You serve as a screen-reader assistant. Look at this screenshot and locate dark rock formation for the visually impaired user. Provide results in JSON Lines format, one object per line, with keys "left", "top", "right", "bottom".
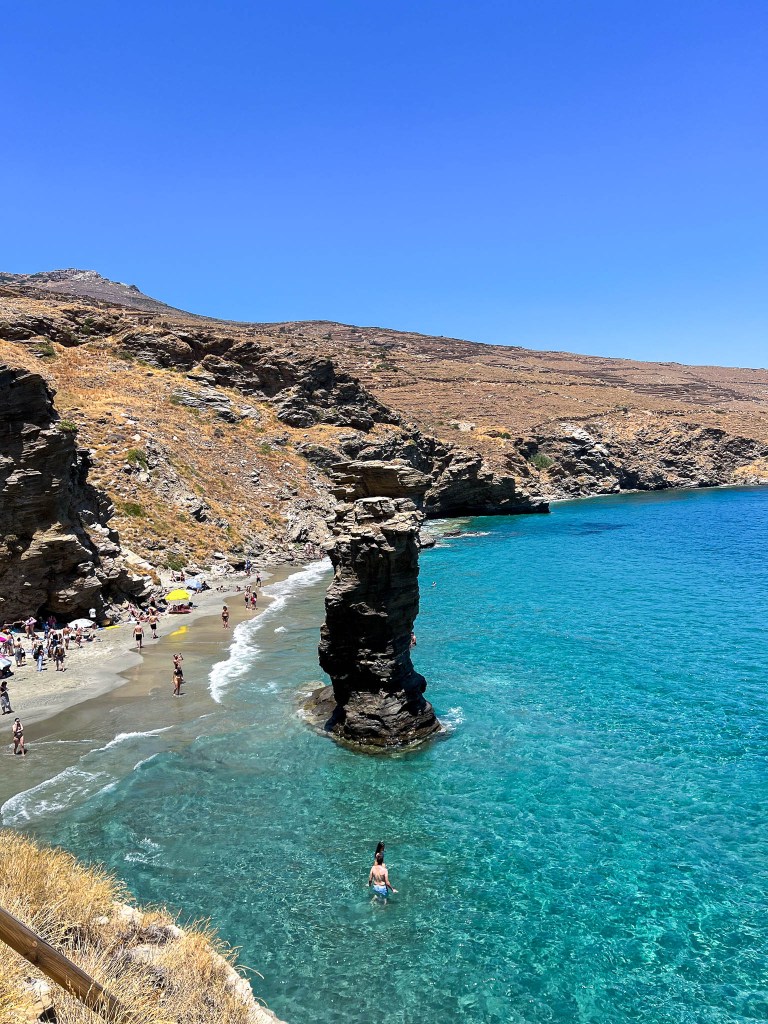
{"left": 333, "top": 429, "right": 549, "bottom": 517}
{"left": 114, "top": 325, "right": 400, "bottom": 432}
{"left": 522, "top": 417, "right": 768, "bottom": 499}
{"left": 0, "top": 364, "right": 150, "bottom": 622}
{"left": 308, "top": 463, "right": 440, "bottom": 748}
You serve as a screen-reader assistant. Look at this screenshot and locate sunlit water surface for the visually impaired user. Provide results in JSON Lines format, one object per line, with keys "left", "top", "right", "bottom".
{"left": 8, "top": 487, "right": 768, "bottom": 1024}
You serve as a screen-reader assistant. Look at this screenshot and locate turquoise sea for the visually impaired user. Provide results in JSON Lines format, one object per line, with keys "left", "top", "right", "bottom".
{"left": 4, "top": 486, "right": 768, "bottom": 1024}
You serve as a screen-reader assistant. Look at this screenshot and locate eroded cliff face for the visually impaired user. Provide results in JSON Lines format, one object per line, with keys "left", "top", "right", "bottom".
{"left": 309, "top": 462, "right": 439, "bottom": 748}
{"left": 520, "top": 415, "right": 768, "bottom": 499}
{"left": 1, "top": 280, "right": 767, "bottom": 588}
{"left": 0, "top": 365, "right": 149, "bottom": 621}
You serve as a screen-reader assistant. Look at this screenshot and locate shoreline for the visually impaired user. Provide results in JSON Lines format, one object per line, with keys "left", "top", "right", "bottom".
{"left": 6, "top": 564, "right": 310, "bottom": 731}
{"left": 11, "top": 481, "right": 765, "bottom": 731}
{"left": 0, "top": 559, "right": 331, "bottom": 817}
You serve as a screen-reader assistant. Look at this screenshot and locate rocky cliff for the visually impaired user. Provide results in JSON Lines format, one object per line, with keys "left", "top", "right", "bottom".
{"left": 308, "top": 462, "right": 439, "bottom": 748}
{"left": 519, "top": 415, "right": 768, "bottom": 498}
{"left": 0, "top": 364, "right": 149, "bottom": 622}
{"left": 1, "top": 273, "right": 767, "bottom": 621}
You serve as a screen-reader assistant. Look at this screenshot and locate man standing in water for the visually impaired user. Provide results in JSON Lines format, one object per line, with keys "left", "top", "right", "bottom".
{"left": 368, "top": 851, "right": 397, "bottom": 899}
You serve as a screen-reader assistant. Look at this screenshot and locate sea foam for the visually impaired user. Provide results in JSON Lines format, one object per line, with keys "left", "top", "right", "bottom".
{"left": 95, "top": 727, "right": 172, "bottom": 752}
{"left": 208, "top": 559, "right": 330, "bottom": 703}
{"left": 1, "top": 767, "right": 110, "bottom": 826}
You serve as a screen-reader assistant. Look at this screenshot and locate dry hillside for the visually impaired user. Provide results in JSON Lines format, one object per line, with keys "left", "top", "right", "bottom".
{"left": 1, "top": 270, "right": 767, "bottom": 581}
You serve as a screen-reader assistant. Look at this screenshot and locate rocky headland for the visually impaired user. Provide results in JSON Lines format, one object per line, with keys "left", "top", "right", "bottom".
{"left": 306, "top": 461, "right": 438, "bottom": 747}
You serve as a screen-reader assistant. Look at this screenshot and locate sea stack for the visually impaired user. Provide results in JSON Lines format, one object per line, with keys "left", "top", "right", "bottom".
{"left": 310, "top": 460, "right": 440, "bottom": 748}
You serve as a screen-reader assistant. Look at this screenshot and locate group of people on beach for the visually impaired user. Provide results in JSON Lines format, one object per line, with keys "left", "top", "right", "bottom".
{"left": 2, "top": 607, "right": 106, "bottom": 756}
{"left": 6, "top": 565, "right": 266, "bottom": 755}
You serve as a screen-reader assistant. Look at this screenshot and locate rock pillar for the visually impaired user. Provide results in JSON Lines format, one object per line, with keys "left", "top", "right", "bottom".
{"left": 309, "top": 461, "right": 440, "bottom": 748}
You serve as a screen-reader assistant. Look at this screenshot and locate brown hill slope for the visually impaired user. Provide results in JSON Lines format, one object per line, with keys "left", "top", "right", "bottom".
{"left": 0, "top": 269, "right": 184, "bottom": 314}
{"left": 1, "top": 273, "right": 766, "bottom": 586}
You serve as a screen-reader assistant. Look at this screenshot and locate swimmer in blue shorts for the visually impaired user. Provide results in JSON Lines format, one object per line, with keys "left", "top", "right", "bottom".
{"left": 368, "top": 851, "right": 397, "bottom": 899}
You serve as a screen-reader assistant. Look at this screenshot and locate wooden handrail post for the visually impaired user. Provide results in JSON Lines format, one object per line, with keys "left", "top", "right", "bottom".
{"left": 0, "top": 904, "right": 126, "bottom": 1021}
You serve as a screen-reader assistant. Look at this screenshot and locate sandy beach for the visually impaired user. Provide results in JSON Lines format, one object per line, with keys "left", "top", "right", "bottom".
{"left": 2, "top": 566, "right": 302, "bottom": 730}
{"left": 0, "top": 562, "right": 328, "bottom": 816}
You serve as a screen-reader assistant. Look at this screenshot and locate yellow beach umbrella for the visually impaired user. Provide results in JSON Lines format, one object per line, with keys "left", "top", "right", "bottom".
{"left": 165, "top": 588, "right": 191, "bottom": 601}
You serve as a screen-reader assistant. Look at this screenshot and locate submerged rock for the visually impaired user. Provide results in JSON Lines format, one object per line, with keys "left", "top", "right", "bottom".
{"left": 308, "top": 461, "right": 440, "bottom": 748}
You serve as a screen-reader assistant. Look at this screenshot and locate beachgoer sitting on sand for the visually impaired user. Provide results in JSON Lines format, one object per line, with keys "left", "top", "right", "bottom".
{"left": 0, "top": 680, "right": 12, "bottom": 715}
{"left": 12, "top": 717, "right": 25, "bottom": 756}
{"left": 368, "top": 852, "right": 397, "bottom": 899}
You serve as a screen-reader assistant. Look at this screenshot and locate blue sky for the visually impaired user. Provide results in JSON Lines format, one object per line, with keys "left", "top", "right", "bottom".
{"left": 2, "top": 1, "right": 766, "bottom": 367}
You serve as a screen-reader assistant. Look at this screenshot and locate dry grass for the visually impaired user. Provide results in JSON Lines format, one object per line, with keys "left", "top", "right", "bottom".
{"left": 0, "top": 831, "right": 280, "bottom": 1024}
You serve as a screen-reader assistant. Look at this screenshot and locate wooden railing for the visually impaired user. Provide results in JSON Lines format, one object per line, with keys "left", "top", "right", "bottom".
{"left": 0, "top": 905, "right": 126, "bottom": 1021}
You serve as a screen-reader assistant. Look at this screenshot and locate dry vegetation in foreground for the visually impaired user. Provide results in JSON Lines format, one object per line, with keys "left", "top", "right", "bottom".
{"left": 0, "top": 830, "right": 281, "bottom": 1024}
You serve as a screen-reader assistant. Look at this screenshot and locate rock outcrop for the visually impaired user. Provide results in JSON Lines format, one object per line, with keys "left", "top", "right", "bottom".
{"left": 0, "top": 364, "right": 149, "bottom": 622}
{"left": 521, "top": 416, "right": 768, "bottom": 499}
{"left": 308, "top": 462, "right": 439, "bottom": 748}
{"left": 306, "top": 428, "right": 550, "bottom": 518}
{"left": 117, "top": 329, "right": 400, "bottom": 432}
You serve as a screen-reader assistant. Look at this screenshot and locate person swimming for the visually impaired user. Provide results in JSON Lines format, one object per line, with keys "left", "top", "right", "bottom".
{"left": 368, "top": 851, "right": 397, "bottom": 899}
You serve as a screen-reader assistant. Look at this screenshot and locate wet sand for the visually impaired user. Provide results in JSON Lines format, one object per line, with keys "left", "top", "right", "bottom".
{"left": 0, "top": 565, "right": 307, "bottom": 810}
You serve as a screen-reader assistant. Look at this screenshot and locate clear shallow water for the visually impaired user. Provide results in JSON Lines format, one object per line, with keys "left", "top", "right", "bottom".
{"left": 8, "top": 487, "right": 768, "bottom": 1024}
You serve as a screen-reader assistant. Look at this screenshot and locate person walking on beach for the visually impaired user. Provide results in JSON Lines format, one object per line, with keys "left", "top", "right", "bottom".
{"left": 12, "top": 717, "right": 25, "bottom": 756}
{"left": 172, "top": 663, "right": 184, "bottom": 696}
{"left": 0, "top": 680, "right": 12, "bottom": 715}
{"left": 149, "top": 610, "right": 159, "bottom": 640}
{"left": 34, "top": 642, "right": 45, "bottom": 673}
{"left": 221, "top": 605, "right": 230, "bottom": 629}
{"left": 53, "top": 641, "right": 66, "bottom": 672}
{"left": 14, "top": 638, "right": 25, "bottom": 666}
{"left": 133, "top": 621, "right": 145, "bottom": 651}
{"left": 368, "top": 851, "right": 397, "bottom": 900}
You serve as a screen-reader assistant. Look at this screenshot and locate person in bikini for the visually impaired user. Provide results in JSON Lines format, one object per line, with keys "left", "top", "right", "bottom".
{"left": 221, "top": 605, "right": 230, "bottom": 629}
{"left": 368, "top": 851, "right": 397, "bottom": 899}
{"left": 172, "top": 664, "right": 184, "bottom": 696}
{"left": 12, "top": 717, "right": 25, "bottom": 756}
